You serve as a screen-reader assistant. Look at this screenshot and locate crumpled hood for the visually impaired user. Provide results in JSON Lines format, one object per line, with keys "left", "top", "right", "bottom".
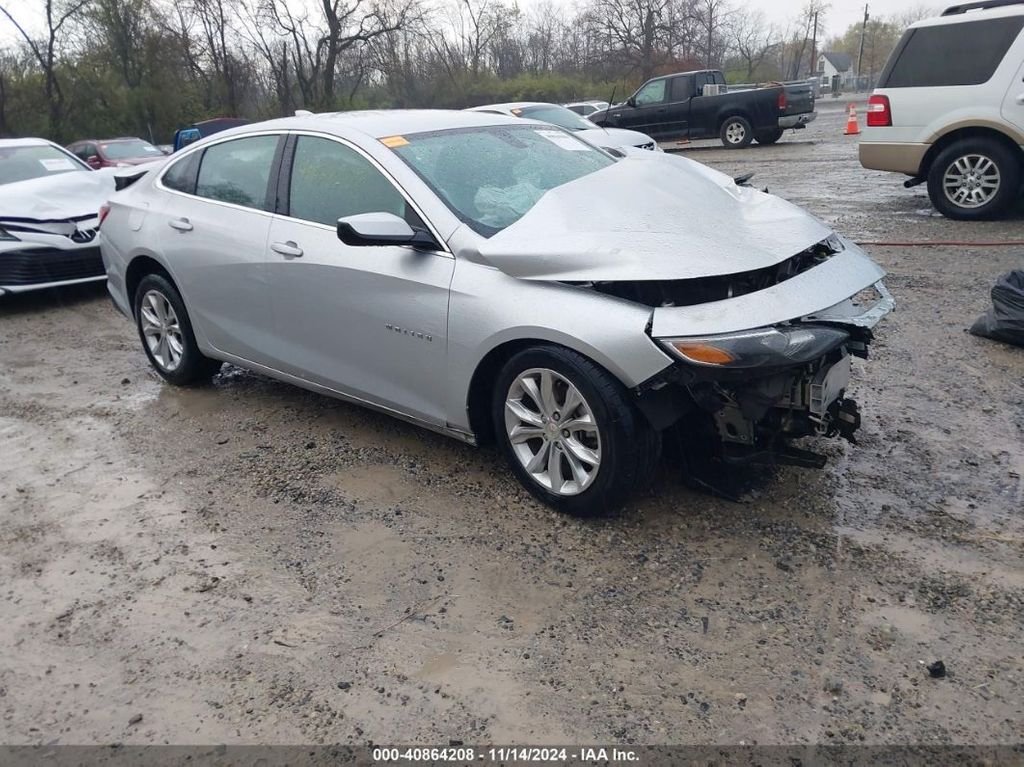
{"left": 0, "top": 168, "right": 116, "bottom": 224}
{"left": 476, "top": 153, "right": 833, "bottom": 281}
{"left": 577, "top": 127, "right": 654, "bottom": 149}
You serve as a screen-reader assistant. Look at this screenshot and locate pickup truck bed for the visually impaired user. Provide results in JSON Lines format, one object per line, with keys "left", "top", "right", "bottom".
{"left": 591, "top": 70, "right": 816, "bottom": 148}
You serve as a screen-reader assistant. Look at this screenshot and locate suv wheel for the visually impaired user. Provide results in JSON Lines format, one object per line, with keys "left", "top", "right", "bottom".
{"left": 134, "top": 273, "right": 221, "bottom": 385}
{"left": 492, "top": 346, "right": 660, "bottom": 516}
{"left": 720, "top": 116, "right": 753, "bottom": 148}
{"left": 927, "top": 138, "right": 1021, "bottom": 220}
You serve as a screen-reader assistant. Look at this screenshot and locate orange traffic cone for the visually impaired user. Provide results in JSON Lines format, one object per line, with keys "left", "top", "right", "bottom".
{"left": 844, "top": 103, "right": 860, "bottom": 136}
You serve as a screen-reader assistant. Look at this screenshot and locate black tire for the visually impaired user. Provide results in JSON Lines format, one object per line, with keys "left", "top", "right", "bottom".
{"left": 720, "top": 115, "right": 754, "bottom": 148}
{"left": 926, "top": 137, "right": 1022, "bottom": 221}
{"left": 755, "top": 128, "right": 784, "bottom": 145}
{"left": 133, "top": 273, "right": 221, "bottom": 385}
{"left": 491, "top": 345, "right": 661, "bottom": 516}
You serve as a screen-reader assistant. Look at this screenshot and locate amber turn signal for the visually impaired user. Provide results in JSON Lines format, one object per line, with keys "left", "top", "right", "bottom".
{"left": 670, "top": 342, "right": 736, "bottom": 365}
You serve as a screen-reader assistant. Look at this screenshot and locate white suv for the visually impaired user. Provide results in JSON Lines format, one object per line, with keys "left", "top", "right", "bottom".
{"left": 859, "top": 0, "right": 1024, "bottom": 219}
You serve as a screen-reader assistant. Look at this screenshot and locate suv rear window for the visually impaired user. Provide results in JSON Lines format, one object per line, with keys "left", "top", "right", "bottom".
{"left": 880, "top": 17, "right": 1024, "bottom": 88}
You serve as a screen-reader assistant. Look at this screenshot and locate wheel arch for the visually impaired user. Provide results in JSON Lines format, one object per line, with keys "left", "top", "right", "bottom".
{"left": 919, "top": 126, "right": 1023, "bottom": 177}
{"left": 717, "top": 110, "right": 753, "bottom": 132}
{"left": 125, "top": 254, "right": 177, "bottom": 318}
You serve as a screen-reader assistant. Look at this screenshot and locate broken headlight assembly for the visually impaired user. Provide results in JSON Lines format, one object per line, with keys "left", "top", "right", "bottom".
{"left": 659, "top": 325, "right": 849, "bottom": 369}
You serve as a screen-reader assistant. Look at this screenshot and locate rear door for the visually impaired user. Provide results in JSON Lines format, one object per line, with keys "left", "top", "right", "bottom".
{"left": 1002, "top": 40, "right": 1024, "bottom": 133}
{"left": 156, "top": 133, "right": 282, "bottom": 363}
{"left": 264, "top": 132, "right": 455, "bottom": 425}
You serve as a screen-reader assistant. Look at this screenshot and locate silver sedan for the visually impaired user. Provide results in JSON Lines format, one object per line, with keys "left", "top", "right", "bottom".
{"left": 100, "top": 110, "right": 891, "bottom": 515}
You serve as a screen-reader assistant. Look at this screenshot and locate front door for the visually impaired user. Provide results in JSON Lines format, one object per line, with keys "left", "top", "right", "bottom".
{"left": 265, "top": 133, "right": 454, "bottom": 426}
{"left": 611, "top": 79, "right": 672, "bottom": 136}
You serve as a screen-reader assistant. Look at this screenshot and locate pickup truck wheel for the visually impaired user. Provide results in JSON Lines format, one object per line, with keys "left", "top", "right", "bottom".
{"left": 755, "top": 128, "right": 784, "bottom": 145}
{"left": 927, "top": 138, "right": 1021, "bottom": 220}
{"left": 492, "top": 345, "right": 660, "bottom": 516}
{"left": 720, "top": 116, "right": 753, "bottom": 148}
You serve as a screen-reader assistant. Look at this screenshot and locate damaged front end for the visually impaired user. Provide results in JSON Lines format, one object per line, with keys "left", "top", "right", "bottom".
{"left": 634, "top": 278, "right": 893, "bottom": 470}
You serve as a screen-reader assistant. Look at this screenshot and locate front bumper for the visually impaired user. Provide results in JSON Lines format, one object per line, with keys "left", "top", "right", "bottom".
{"left": 638, "top": 280, "right": 893, "bottom": 466}
{"left": 0, "top": 244, "right": 106, "bottom": 295}
{"left": 779, "top": 112, "right": 817, "bottom": 129}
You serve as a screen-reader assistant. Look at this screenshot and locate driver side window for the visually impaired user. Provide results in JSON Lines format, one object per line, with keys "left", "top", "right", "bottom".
{"left": 634, "top": 79, "right": 667, "bottom": 106}
{"left": 288, "top": 135, "right": 420, "bottom": 229}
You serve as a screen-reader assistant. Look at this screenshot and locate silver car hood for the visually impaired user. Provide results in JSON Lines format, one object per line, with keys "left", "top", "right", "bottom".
{"left": 576, "top": 126, "right": 653, "bottom": 149}
{"left": 0, "top": 168, "right": 115, "bottom": 226}
{"left": 476, "top": 153, "right": 833, "bottom": 282}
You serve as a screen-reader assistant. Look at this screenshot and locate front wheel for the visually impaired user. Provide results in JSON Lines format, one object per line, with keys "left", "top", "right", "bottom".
{"left": 134, "top": 273, "right": 221, "bottom": 385}
{"left": 492, "top": 345, "right": 660, "bottom": 516}
{"left": 720, "top": 116, "right": 753, "bottom": 148}
{"left": 926, "top": 138, "right": 1021, "bottom": 220}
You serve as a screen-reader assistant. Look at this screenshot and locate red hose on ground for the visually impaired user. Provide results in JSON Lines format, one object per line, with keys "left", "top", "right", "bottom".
{"left": 855, "top": 240, "right": 1024, "bottom": 247}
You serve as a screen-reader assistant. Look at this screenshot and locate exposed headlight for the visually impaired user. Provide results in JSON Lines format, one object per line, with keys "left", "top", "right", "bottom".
{"left": 0, "top": 227, "right": 19, "bottom": 241}
{"left": 659, "top": 325, "right": 850, "bottom": 369}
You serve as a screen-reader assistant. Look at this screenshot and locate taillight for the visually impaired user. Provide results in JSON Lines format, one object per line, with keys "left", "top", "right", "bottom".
{"left": 98, "top": 204, "right": 111, "bottom": 228}
{"left": 777, "top": 90, "right": 787, "bottom": 110}
{"left": 866, "top": 95, "right": 891, "bottom": 127}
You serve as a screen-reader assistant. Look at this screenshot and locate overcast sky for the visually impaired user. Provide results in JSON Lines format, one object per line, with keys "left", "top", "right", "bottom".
{"left": 0, "top": 0, "right": 938, "bottom": 48}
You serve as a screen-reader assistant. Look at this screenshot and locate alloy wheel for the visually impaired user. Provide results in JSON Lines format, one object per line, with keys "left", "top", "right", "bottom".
{"left": 943, "top": 154, "right": 1001, "bottom": 209}
{"left": 140, "top": 289, "right": 184, "bottom": 371}
{"left": 504, "top": 368, "right": 602, "bottom": 496}
{"left": 725, "top": 121, "right": 746, "bottom": 144}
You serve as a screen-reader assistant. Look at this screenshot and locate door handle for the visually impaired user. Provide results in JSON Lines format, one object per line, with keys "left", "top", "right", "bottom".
{"left": 168, "top": 217, "right": 192, "bottom": 232}
{"left": 271, "top": 241, "right": 303, "bottom": 258}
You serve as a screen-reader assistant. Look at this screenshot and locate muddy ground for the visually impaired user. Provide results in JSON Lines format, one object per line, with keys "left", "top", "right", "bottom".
{"left": 1, "top": 104, "right": 1023, "bottom": 747}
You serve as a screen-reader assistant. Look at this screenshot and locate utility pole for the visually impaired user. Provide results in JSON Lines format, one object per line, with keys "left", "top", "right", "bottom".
{"left": 856, "top": 3, "right": 869, "bottom": 87}
{"left": 810, "top": 11, "right": 819, "bottom": 81}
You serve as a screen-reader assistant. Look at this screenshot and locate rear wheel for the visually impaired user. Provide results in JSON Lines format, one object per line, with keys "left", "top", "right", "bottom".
{"left": 720, "top": 116, "right": 753, "bottom": 148}
{"left": 134, "top": 273, "right": 221, "bottom": 385}
{"left": 926, "top": 138, "right": 1021, "bottom": 220}
{"left": 492, "top": 345, "right": 660, "bottom": 516}
{"left": 755, "top": 128, "right": 784, "bottom": 145}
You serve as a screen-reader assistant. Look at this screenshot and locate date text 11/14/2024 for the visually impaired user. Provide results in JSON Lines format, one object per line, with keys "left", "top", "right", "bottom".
{"left": 372, "top": 746, "right": 641, "bottom": 762}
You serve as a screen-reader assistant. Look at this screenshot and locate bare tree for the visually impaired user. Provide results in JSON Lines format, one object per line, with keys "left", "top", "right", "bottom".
{"left": 0, "top": 0, "right": 92, "bottom": 137}
{"left": 731, "top": 9, "right": 777, "bottom": 81}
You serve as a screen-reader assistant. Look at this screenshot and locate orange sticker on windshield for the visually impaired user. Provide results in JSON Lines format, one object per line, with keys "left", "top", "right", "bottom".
{"left": 380, "top": 135, "right": 409, "bottom": 148}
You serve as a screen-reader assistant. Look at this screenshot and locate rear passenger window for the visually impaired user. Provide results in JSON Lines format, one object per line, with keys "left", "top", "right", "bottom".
{"left": 195, "top": 135, "right": 279, "bottom": 210}
{"left": 881, "top": 18, "right": 1024, "bottom": 88}
{"left": 287, "top": 136, "right": 414, "bottom": 227}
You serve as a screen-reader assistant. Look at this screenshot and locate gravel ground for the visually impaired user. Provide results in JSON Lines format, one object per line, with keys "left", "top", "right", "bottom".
{"left": 1, "top": 105, "right": 1023, "bottom": 747}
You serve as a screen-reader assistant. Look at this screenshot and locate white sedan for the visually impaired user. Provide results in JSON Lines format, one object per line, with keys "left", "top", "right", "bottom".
{"left": 468, "top": 102, "right": 661, "bottom": 153}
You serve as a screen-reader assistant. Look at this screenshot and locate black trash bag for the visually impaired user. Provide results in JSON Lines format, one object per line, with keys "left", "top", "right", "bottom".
{"left": 970, "top": 270, "right": 1024, "bottom": 348}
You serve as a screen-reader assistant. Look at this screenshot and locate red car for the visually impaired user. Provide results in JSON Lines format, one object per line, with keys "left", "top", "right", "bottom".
{"left": 66, "top": 137, "right": 166, "bottom": 169}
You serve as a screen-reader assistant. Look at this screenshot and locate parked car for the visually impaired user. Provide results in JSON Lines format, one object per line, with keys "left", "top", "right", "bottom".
{"left": 0, "top": 138, "right": 115, "bottom": 295}
{"left": 590, "top": 69, "right": 816, "bottom": 148}
{"left": 66, "top": 137, "right": 165, "bottom": 168}
{"left": 173, "top": 118, "right": 250, "bottom": 152}
{"left": 468, "top": 102, "right": 661, "bottom": 152}
{"left": 859, "top": 0, "right": 1024, "bottom": 220}
{"left": 564, "top": 100, "right": 611, "bottom": 118}
{"left": 100, "top": 110, "right": 892, "bottom": 515}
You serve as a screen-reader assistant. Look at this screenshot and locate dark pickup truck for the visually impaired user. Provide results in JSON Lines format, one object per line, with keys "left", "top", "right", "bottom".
{"left": 591, "top": 69, "right": 816, "bottom": 148}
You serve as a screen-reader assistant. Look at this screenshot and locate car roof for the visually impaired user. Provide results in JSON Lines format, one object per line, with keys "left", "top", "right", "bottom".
{"left": 917, "top": 1, "right": 1024, "bottom": 25}
{"left": 0, "top": 137, "right": 62, "bottom": 149}
{"left": 215, "top": 109, "right": 522, "bottom": 142}
{"left": 468, "top": 102, "right": 558, "bottom": 114}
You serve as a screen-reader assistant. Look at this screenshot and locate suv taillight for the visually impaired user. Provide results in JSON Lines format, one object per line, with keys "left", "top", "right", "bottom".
{"left": 777, "top": 90, "right": 787, "bottom": 110}
{"left": 866, "top": 95, "right": 891, "bottom": 127}
{"left": 98, "top": 204, "right": 111, "bottom": 228}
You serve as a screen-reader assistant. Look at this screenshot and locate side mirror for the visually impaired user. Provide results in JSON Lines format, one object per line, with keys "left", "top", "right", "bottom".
{"left": 337, "top": 212, "right": 437, "bottom": 249}
{"left": 626, "top": 96, "right": 637, "bottom": 108}
{"left": 86, "top": 155, "right": 101, "bottom": 169}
